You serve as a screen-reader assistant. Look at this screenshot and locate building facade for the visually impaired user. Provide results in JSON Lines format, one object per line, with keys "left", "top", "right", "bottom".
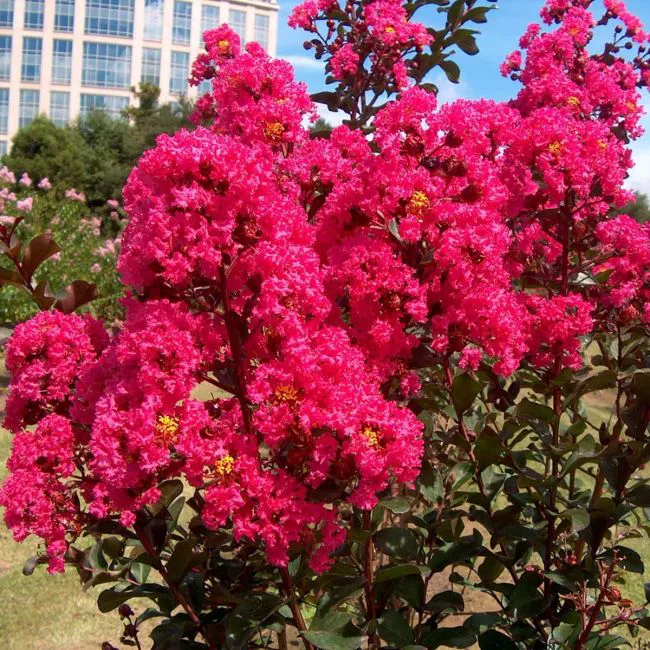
{"left": 0, "top": 0, "right": 279, "bottom": 154}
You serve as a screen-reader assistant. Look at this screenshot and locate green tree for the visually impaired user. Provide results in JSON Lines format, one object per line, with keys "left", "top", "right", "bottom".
{"left": 3, "top": 116, "right": 89, "bottom": 190}
{"left": 616, "top": 190, "right": 650, "bottom": 222}
{"left": 4, "top": 85, "right": 194, "bottom": 208}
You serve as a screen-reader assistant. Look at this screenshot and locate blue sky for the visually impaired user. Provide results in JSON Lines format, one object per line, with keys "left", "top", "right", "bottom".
{"left": 274, "top": 0, "right": 650, "bottom": 193}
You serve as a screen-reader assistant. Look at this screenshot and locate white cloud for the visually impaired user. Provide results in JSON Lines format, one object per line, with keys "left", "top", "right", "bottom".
{"left": 432, "top": 71, "right": 470, "bottom": 105}
{"left": 283, "top": 54, "right": 324, "bottom": 71}
{"left": 628, "top": 146, "right": 650, "bottom": 196}
{"left": 315, "top": 104, "right": 347, "bottom": 128}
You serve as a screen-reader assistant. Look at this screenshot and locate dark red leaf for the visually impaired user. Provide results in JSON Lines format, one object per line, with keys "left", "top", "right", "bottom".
{"left": 54, "top": 280, "right": 98, "bottom": 314}
{"left": 22, "top": 233, "right": 61, "bottom": 280}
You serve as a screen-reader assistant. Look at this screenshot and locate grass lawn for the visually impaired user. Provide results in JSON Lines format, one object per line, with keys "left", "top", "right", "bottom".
{"left": 0, "top": 427, "right": 124, "bottom": 649}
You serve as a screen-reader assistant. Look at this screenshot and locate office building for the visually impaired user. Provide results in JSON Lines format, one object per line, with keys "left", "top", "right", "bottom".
{"left": 0, "top": 0, "right": 279, "bottom": 153}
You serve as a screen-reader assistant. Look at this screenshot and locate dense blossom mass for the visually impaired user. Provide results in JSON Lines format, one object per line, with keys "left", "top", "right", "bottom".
{"left": 1, "top": 0, "right": 649, "bottom": 578}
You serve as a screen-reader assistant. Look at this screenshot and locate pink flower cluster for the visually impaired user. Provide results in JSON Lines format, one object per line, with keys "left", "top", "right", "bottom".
{"left": 289, "top": 0, "right": 432, "bottom": 90}
{"left": 2, "top": 2, "right": 649, "bottom": 574}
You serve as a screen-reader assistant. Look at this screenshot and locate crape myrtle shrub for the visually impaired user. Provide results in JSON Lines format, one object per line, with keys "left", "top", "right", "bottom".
{"left": 1, "top": 0, "right": 650, "bottom": 648}
{"left": 0, "top": 169, "right": 124, "bottom": 324}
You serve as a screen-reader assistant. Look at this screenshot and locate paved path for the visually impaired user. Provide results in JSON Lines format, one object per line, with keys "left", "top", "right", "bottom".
{"left": 0, "top": 326, "right": 12, "bottom": 347}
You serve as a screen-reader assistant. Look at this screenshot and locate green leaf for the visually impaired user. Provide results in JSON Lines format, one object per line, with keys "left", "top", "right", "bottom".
{"left": 478, "top": 630, "right": 518, "bottom": 650}
{"left": 463, "top": 6, "right": 492, "bottom": 23}
{"left": 23, "top": 554, "right": 47, "bottom": 576}
{"left": 516, "top": 399, "right": 555, "bottom": 423}
{"left": 374, "top": 528, "right": 419, "bottom": 560}
{"left": 315, "top": 578, "right": 365, "bottom": 617}
{"left": 580, "top": 370, "right": 617, "bottom": 395}
{"left": 97, "top": 584, "right": 172, "bottom": 614}
{"left": 475, "top": 431, "right": 502, "bottom": 470}
{"left": 420, "top": 626, "right": 476, "bottom": 648}
{"left": 166, "top": 538, "right": 197, "bottom": 583}
{"left": 150, "top": 616, "right": 195, "bottom": 650}
{"left": 551, "top": 611, "right": 581, "bottom": 645}
{"left": 626, "top": 484, "right": 650, "bottom": 507}
{"left": 477, "top": 555, "right": 505, "bottom": 583}
{"left": 378, "top": 611, "right": 414, "bottom": 647}
{"left": 454, "top": 29, "right": 479, "bottom": 55}
{"left": 585, "top": 635, "right": 629, "bottom": 650}
{"left": 429, "top": 538, "right": 481, "bottom": 573}
{"left": 560, "top": 435, "right": 599, "bottom": 478}
{"left": 507, "top": 573, "right": 548, "bottom": 619}
{"left": 451, "top": 462, "right": 474, "bottom": 490}
{"left": 452, "top": 373, "right": 481, "bottom": 412}
{"left": 425, "top": 590, "right": 464, "bottom": 615}
{"left": 559, "top": 508, "right": 590, "bottom": 533}
{"left": 632, "top": 370, "right": 650, "bottom": 405}
{"left": 445, "top": 0, "right": 464, "bottom": 27}
{"left": 130, "top": 561, "right": 151, "bottom": 585}
{"left": 464, "top": 613, "right": 502, "bottom": 633}
{"left": 381, "top": 496, "right": 411, "bottom": 514}
{"left": 302, "top": 631, "right": 366, "bottom": 650}
{"left": 438, "top": 59, "right": 460, "bottom": 84}
{"left": 601, "top": 546, "right": 644, "bottom": 574}
{"left": 418, "top": 463, "right": 444, "bottom": 503}
{"left": 374, "top": 564, "right": 423, "bottom": 583}
{"left": 225, "top": 594, "right": 284, "bottom": 650}
{"left": 395, "top": 573, "right": 425, "bottom": 609}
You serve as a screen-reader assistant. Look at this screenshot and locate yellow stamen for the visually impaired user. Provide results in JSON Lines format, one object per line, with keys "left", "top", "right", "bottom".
{"left": 155, "top": 415, "right": 179, "bottom": 446}
{"left": 385, "top": 25, "right": 396, "bottom": 33}
{"left": 598, "top": 139, "right": 607, "bottom": 150}
{"left": 361, "top": 425, "right": 380, "bottom": 447}
{"left": 265, "top": 122, "right": 285, "bottom": 144}
{"left": 214, "top": 454, "right": 235, "bottom": 477}
{"left": 217, "top": 40, "right": 230, "bottom": 54}
{"left": 548, "top": 141, "right": 562, "bottom": 156}
{"left": 274, "top": 384, "right": 300, "bottom": 404}
{"left": 408, "top": 190, "right": 430, "bottom": 216}
{"left": 282, "top": 293, "right": 298, "bottom": 310}
{"left": 567, "top": 96, "right": 580, "bottom": 107}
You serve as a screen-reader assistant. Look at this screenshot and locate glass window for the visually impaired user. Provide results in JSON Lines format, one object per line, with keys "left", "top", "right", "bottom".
{"left": 54, "top": 0, "right": 75, "bottom": 32}
{"left": 143, "top": 0, "right": 163, "bottom": 41}
{"left": 22, "top": 36, "right": 42, "bottom": 82}
{"left": 201, "top": 4, "right": 219, "bottom": 34}
{"left": 24, "top": 0, "right": 44, "bottom": 30}
{"left": 169, "top": 50, "right": 189, "bottom": 94}
{"left": 80, "top": 93, "right": 128, "bottom": 118}
{"left": 0, "top": 88, "right": 8, "bottom": 134}
{"left": 0, "top": 141, "right": 7, "bottom": 156}
{"left": 199, "top": 79, "right": 211, "bottom": 94}
{"left": 0, "top": 0, "right": 13, "bottom": 27}
{"left": 141, "top": 47, "right": 161, "bottom": 86}
{"left": 0, "top": 35, "right": 11, "bottom": 81}
{"left": 50, "top": 91, "right": 70, "bottom": 125}
{"left": 19, "top": 89, "right": 40, "bottom": 128}
{"left": 82, "top": 42, "right": 132, "bottom": 88}
{"left": 173, "top": 1, "right": 192, "bottom": 45}
{"left": 254, "top": 14, "right": 269, "bottom": 50}
{"left": 85, "top": 0, "right": 134, "bottom": 38}
{"left": 229, "top": 9, "right": 246, "bottom": 43}
{"left": 52, "top": 40, "right": 73, "bottom": 85}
